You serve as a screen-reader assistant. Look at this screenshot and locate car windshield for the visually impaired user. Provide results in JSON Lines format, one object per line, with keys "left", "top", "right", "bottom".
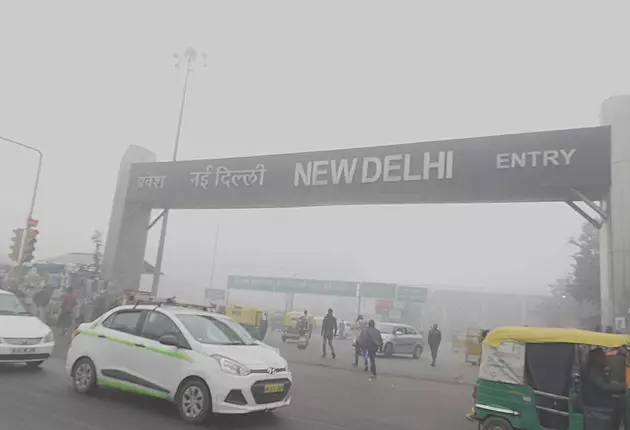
{"left": 0, "top": 294, "right": 29, "bottom": 316}
{"left": 378, "top": 325, "right": 396, "bottom": 334}
{"left": 177, "top": 314, "right": 257, "bottom": 346}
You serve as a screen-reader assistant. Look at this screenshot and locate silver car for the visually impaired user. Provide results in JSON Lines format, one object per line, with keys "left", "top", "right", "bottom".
{"left": 377, "top": 322, "right": 424, "bottom": 359}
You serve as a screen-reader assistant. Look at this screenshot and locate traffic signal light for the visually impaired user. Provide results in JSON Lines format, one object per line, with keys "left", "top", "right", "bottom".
{"left": 8, "top": 228, "right": 24, "bottom": 262}
{"left": 21, "top": 229, "right": 38, "bottom": 263}
{"left": 8, "top": 228, "right": 38, "bottom": 263}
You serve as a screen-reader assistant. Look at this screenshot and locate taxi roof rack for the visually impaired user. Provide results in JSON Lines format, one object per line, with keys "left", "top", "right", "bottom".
{"left": 132, "top": 297, "right": 216, "bottom": 313}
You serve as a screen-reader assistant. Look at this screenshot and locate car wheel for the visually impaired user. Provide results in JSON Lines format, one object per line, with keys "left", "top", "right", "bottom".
{"left": 25, "top": 360, "right": 45, "bottom": 369}
{"left": 383, "top": 343, "right": 394, "bottom": 357}
{"left": 482, "top": 416, "right": 513, "bottom": 430}
{"left": 413, "top": 345, "right": 423, "bottom": 359}
{"left": 176, "top": 378, "right": 211, "bottom": 424}
{"left": 72, "top": 357, "right": 97, "bottom": 394}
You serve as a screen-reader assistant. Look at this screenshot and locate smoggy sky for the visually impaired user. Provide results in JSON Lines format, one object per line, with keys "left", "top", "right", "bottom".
{"left": 1, "top": 1, "right": 629, "bottom": 294}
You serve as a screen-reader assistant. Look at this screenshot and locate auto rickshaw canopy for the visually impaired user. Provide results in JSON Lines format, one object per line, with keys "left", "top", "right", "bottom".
{"left": 484, "top": 326, "right": 630, "bottom": 349}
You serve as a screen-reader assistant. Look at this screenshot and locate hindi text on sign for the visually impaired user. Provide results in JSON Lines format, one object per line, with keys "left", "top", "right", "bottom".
{"left": 190, "top": 164, "right": 266, "bottom": 189}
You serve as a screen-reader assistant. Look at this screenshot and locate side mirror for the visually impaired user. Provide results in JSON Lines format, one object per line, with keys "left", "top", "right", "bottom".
{"left": 159, "top": 334, "right": 179, "bottom": 347}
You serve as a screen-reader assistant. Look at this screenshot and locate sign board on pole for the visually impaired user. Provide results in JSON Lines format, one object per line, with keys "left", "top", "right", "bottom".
{"left": 396, "top": 286, "right": 428, "bottom": 303}
{"left": 205, "top": 288, "right": 226, "bottom": 301}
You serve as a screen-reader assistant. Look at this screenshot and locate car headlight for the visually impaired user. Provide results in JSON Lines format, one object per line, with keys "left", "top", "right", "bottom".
{"left": 42, "top": 331, "right": 54, "bottom": 343}
{"left": 211, "top": 355, "right": 251, "bottom": 376}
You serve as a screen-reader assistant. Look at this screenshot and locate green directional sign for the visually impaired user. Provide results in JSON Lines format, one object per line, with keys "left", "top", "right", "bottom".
{"left": 307, "top": 280, "right": 357, "bottom": 297}
{"left": 275, "top": 278, "right": 308, "bottom": 293}
{"left": 227, "top": 275, "right": 357, "bottom": 297}
{"left": 227, "top": 275, "right": 275, "bottom": 292}
{"left": 396, "top": 286, "right": 428, "bottom": 302}
{"left": 359, "top": 282, "right": 397, "bottom": 299}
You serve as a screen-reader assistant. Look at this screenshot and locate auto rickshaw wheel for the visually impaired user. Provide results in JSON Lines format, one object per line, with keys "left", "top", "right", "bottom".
{"left": 482, "top": 416, "right": 512, "bottom": 430}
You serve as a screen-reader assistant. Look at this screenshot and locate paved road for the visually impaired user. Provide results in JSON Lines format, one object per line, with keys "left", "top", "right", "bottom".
{"left": 264, "top": 331, "right": 478, "bottom": 385}
{"left": 0, "top": 355, "right": 474, "bottom": 430}
{"left": 52, "top": 329, "right": 478, "bottom": 386}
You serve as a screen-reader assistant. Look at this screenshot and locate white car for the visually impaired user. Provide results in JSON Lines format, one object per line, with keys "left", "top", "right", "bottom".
{"left": 66, "top": 302, "right": 292, "bottom": 424}
{"left": 0, "top": 289, "right": 55, "bottom": 367}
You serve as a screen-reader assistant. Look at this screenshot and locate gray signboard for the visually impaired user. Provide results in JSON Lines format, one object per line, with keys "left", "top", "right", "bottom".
{"left": 396, "top": 286, "right": 428, "bottom": 303}
{"left": 127, "top": 126, "right": 610, "bottom": 209}
{"left": 359, "top": 282, "right": 397, "bottom": 299}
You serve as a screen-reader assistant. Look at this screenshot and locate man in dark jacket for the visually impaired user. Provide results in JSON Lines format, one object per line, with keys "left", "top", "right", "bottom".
{"left": 321, "top": 308, "right": 337, "bottom": 358}
{"left": 428, "top": 324, "right": 442, "bottom": 367}
{"left": 582, "top": 347, "right": 626, "bottom": 428}
{"left": 361, "top": 320, "right": 382, "bottom": 379}
{"left": 607, "top": 347, "right": 628, "bottom": 430}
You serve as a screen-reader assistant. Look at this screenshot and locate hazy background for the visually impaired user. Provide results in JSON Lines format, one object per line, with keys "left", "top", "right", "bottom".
{"left": 1, "top": 1, "right": 629, "bottom": 298}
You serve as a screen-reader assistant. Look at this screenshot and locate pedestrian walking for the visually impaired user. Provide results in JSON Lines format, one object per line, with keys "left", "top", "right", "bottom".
{"left": 33, "top": 285, "right": 53, "bottom": 323}
{"left": 361, "top": 320, "right": 382, "bottom": 380}
{"left": 321, "top": 308, "right": 337, "bottom": 358}
{"left": 352, "top": 314, "right": 368, "bottom": 369}
{"left": 259, "top": 312, "right": 269, "bottom": 341}
{"left": 297, "top": 310, "right": 310, "bottom": 350}
{"left": 57, "top": 287, "right": 77, "bottom": 336}
{"left": 428, "top": 323, "right": 442, "bottom": 367}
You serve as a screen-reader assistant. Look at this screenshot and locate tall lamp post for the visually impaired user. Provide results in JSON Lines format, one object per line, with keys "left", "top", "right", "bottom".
{"left": 0, "top": 136, "right": 43, "bottom": 265}
{"left": 152, "top": 48, "right": 207, "bottom": 297}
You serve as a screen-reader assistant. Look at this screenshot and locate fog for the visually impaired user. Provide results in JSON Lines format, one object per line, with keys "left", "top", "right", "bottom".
{"left": 1, "top": 2, "right": 629, "bottom": 302}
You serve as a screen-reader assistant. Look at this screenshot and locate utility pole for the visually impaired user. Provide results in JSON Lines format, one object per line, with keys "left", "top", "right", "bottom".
{"left": 152, "top": 48, "right": 207, "bottom": 297}
{"left": 0, "top": 136, "right": 42, "bottom": 266}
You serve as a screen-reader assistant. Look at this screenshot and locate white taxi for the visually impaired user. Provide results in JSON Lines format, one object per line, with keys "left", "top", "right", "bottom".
{"left": 66, "top": 302, "right": 292, "bottom": 424}
{"left": 0, "top": 289, "right": 55, "bottom": 367}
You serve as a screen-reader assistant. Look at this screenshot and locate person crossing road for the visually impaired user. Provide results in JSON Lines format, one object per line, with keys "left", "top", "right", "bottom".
{"left": 321, "top": 308, "right": 337, "bottom": 358}
{"left": 428, "top": 324, "right": 442, "bottom": 367}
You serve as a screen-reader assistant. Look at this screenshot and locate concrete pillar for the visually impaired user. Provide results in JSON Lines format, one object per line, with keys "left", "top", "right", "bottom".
{"left": 102, "top": 145, "right": 156, "bottom": 292}
{"left": 599, "top": 201, "right": 613, "bottom": 328}
{"left": 601, "top": 95, "right": 630, "bottom": 322}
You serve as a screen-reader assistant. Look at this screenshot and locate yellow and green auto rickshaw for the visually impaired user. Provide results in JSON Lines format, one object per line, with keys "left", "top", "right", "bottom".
{"left": 281, "top": 311, "right": 308, "bottom": 343}
{"left": 467, "top": 326, "right": 630, "bottom": 430}
{"left": 226, "top": 305, "right": 265, "bottom": 340}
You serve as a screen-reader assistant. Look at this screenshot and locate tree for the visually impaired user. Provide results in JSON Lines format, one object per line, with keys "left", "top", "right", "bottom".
{"left": 551, "top": 222, "right": 600, "bottom": 304}
{"left": 91, "top": 230, "right": 103, "bottom": 275}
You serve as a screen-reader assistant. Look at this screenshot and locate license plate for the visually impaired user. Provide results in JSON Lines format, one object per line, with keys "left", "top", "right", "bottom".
{"left": 263, "top": 383, "right": 284, "bottom": 394}
{"left": 11, "top": 347, "right": 35, "bottom": 354}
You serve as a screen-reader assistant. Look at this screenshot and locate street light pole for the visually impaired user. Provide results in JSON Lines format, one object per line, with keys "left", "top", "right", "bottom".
{"left": 152, "top": 48, "right": 204, "bottom": 297}
{"left": 0, "top": 136, "right": 43, "bottom": 265}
